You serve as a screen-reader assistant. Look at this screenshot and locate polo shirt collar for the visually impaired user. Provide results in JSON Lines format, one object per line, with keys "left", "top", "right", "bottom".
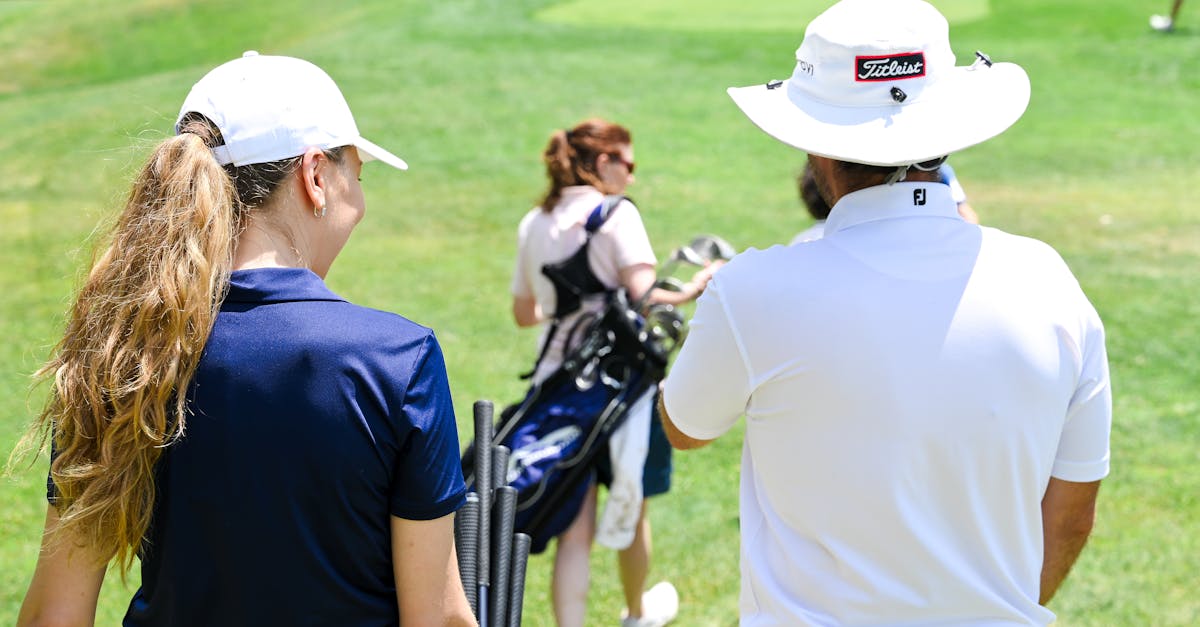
{"left": 224, "top": 268, "right": 346, "bottom": 304}
{"left": 824, "top": 182, "right": 959, "bottom": 235}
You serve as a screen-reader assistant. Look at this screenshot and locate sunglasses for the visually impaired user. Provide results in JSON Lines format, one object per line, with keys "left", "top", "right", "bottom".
{"left": 609, "top": 154, "right": 636, "bottom": 174}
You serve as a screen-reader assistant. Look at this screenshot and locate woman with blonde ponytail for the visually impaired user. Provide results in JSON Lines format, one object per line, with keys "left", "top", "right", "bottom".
{"left": 18, "top": 52, "right": 475, "bottom": 627}
{"left": 511, "top": 119, "right": 719, "bottom": 627}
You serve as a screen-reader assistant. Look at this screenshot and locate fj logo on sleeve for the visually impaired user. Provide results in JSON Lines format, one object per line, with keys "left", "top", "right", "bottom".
{"left": 914, "top": 188, "right": 927, "bottom": 205}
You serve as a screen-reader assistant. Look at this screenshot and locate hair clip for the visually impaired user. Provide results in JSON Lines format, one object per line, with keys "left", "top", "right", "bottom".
{"left": 766, "top": 79, "right": 784, "bottom": 90}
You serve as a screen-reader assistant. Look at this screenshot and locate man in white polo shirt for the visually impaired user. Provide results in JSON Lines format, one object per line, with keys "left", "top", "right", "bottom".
{"left": 659, "top": 0, "right": 1111, "bottom": 625}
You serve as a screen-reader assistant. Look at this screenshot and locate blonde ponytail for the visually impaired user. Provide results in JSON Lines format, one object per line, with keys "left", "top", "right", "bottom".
{"left": 27, "top": 130, "right": 241, "bottom": 573}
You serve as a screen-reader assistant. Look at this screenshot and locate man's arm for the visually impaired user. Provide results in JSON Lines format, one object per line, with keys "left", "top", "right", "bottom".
{"left": 656, "top": 276, "right": 748, "bottom": 450}
{"left": 1039, "top": 477, "right": 1101, "bottom": 605}
{"left": 657, "top": 391, "right": 715, "bottom": 450}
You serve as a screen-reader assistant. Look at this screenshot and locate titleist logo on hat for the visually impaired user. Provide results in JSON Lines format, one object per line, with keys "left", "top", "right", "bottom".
{"left": 855, "top": 52, "right": 926, "bottom": 82}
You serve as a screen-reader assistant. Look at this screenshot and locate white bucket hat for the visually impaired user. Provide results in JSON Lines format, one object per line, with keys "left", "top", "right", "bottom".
{"left": 727, "top": 0, "right": 1030, "bottom": 167}
{"left": 177, "top": 51, "right": 407, "bottom": 170}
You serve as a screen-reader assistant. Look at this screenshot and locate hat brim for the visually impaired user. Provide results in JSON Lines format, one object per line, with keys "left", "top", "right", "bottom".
{"left": 353, "top": 136, "right": 408, "bottom": 170}
{"left": 727, "top": 62, "right": 1030, "bottom": 166}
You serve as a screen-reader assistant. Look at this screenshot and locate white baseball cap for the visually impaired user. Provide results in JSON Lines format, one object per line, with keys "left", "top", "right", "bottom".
{"left": 177, "top": 51, "right": 407, "bottom": 170}
{"left": 727, "top": 0, "right": 1030, "bottom": 166}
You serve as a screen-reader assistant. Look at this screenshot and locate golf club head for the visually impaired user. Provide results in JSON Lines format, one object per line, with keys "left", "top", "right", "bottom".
{"left": 672, "top": 245, "right": 707, "bottom": 267}
{"left": 688, "top": 234, "right": 736, "bottom": 261}
{"left": 656, "top": 277, "right": 687, "bottom": 292}
{"left": 643, "top": 303, "right": 687, "bottom": 356}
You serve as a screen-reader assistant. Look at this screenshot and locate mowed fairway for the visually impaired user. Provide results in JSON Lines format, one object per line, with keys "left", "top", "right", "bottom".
{"left": 1, "top": 0, "right": 1196, "bottom": 625}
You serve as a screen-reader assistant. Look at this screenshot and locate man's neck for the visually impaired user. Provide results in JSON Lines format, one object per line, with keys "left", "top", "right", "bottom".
{"left": 811, "top": 155, "right": 940, "bottom": 206}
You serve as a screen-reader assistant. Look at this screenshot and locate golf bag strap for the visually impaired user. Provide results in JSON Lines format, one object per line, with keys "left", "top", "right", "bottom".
{"left": 520, "top": 195, "right": 625, "bottom": 380}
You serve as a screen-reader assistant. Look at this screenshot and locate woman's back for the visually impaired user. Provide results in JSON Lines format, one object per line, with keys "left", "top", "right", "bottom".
{"left": 126, "top": 268, "right": 466, "bottom": 626}
{"left": 512, "top": 186, "right": 656, "bottom": 383}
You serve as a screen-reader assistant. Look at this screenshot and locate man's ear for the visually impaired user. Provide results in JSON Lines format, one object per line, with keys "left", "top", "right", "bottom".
{"left": 298, "top": 147, "right": 329, "bottom": 214}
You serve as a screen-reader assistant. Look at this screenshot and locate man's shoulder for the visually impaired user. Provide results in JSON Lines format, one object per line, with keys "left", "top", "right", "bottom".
{"left": 979, "top": 226, "right": 1072, "bottom": 271}
{"left": 718, "top": 242, "right": 822, "bottom": 281}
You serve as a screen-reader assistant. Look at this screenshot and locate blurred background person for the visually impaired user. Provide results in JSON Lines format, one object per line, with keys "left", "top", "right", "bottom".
{"left": 512, "top": 118, "right": 718, "bottom": 627}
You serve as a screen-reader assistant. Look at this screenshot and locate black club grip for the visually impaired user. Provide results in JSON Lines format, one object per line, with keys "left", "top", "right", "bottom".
{"left": 492, "top": 445, "right": 510, "bottom": 491}
{"left": 490, "top": 486, "right": 517, "bottom": 627}
{"left": 508, "top": 533, "right": 532, "bottom": 627}
{"left": 473, "top": 400, "right": 494, "bottom": 588}
{"left": 455, "top": 493, "right": 479, "bottom": 617}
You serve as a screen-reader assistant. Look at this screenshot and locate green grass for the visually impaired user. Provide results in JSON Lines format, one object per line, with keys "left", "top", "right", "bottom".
{"left": 538, "top": 0, "right": 991, "bottom": 30}
{"left": 1, "top": 0, "right": 1197, "bottom": 625}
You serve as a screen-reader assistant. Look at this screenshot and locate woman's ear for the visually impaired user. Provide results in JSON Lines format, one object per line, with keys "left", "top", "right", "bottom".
{"left": 298, "top": 147, "right": 329, "bottom": 215}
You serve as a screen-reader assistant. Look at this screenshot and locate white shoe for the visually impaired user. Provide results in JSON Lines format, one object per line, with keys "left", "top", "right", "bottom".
{"left": 620, "top": 581, "right": 679, "bottom": 627}
{"left": 1150, "top": 14, "right": 1174, "bottom": 32}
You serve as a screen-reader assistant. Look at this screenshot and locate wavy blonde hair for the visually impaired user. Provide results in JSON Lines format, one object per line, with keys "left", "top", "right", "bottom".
{"left": 21, "top": 127, "right": 241, "bottom": 573}
{"left": 14, "top": 113, "right": 343, "bottom": 574}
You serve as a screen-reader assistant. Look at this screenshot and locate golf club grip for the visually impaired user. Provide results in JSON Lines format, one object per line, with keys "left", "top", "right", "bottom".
{"left": 474, "top": 400, "right": 494, "bottom": 587}
{"left": 492, "top": 445, "right": 510, "bottom": 491}
{"left": 490, "top": 486, "right": 517, "bottom": 627}
{"left": 456, "top": 494, "right": 479, "bottom": 617}
{"left": 508, "top": 533, "right": 532, "bottom": 627}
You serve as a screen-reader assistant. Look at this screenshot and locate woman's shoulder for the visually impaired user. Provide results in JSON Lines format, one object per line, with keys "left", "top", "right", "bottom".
{"left": 611, "top": 195, "right": 641, "bottom": 216}
{"left": 597, "top": 195, "right": 645, "bottom": 233}
{"left": 337, "top": 302, "right": 434, "bottom": 339}
{"left": 316, "top": 303, "right": 444, "bottom": 372}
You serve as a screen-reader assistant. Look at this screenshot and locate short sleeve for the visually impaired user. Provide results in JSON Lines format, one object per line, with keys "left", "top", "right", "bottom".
{"left": 390, "top": 334, "right": 468, "bottom": 520}
{"left": 1051, "top": 307, "right": 1112, "bottom": 482}
{"left": 511, "top": 211, "right": 535, "bottom": 298}
{"left": 662, "top": 279, "right": 752, "bottom": 440}
{"left": 596, "top": 200, "right": 657, "bottom": 273}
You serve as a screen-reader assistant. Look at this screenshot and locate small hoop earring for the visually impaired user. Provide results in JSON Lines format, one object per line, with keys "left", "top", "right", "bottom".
{"left": 314, "top": 205, "right": 326, "bottom": 218}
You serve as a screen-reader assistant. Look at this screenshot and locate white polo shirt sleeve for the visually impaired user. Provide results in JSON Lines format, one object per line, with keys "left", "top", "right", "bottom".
{"left": 662, "top": 278, "right": 751, "bottom": 440}
{"left": 510, "top": 209, "right": 536, "bottom": 298}
{"left": 590, "top": 199, "right": 657, "bottom": 281}
{"left": 1052, "top": 301, "right": 1112, "bottom": 482}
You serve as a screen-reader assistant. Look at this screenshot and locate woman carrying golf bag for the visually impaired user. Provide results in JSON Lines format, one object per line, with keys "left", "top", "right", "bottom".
{"left": 509, "top": 119, "right": 718, "bottom": 627}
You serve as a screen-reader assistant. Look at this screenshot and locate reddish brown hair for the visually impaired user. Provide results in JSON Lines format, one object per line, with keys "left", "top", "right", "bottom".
{"left": 539, "top": 118, "right": 632, "bottom": 211}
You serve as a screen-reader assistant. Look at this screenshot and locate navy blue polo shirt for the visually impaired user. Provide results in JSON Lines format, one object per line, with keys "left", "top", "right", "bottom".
{"left": 119, "top": 268, "right": 467, "bottom": 626}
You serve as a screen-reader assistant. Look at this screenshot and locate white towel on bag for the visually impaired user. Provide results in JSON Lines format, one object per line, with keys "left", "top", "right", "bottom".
{"left": 595, "top": 387, "right": 655, "bottom": 549}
